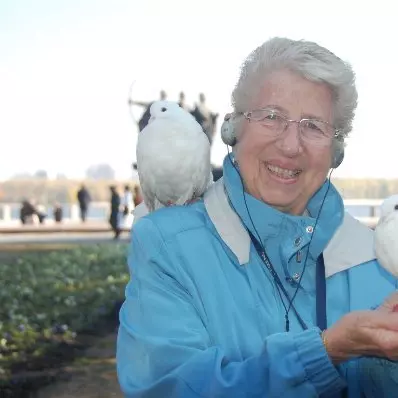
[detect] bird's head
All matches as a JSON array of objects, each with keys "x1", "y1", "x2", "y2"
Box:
[
  {"x1": 379, "y1": 194, "x2": 398, "y2": 224},
  {"x1": 144, "y1": 100, "x2": 205, "y2": 139},
  {"x1": 148, "y1": 100, "x2": 186, "y2": 123}
]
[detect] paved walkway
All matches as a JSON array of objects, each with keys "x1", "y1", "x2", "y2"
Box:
[
  {"x1": 0, "y1": 220, "x2": 131, "y2": 246},
  {"x1": 0, "y1": 221, "x2": 129, "y2": 233},
  {"x1": 0, "y1": 232, "x2": 130, "y2": 248}
]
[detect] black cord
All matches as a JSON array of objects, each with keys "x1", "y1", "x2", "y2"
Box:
[
  {"x1": 226, "y1": 149, "x2": 291, "y2": 319},
  {"x1": 226, "y1": 146, "x2": 333, "y2": 332},
  {"x1": 287, "y1": 173, "x2": 333, "y2": 316}
]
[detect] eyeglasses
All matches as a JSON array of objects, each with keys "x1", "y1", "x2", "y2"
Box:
[{"x1": 239, "y1": 108, "x2": 342, "y2": 146}]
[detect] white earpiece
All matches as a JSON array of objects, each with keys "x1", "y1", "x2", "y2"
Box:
[{"x1": 221, "y1": 113, "x2": 237, "y2": 146}]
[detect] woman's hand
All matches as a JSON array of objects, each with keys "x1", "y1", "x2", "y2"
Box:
[
  {"x1": 323, "y1": 309, "x2": 398, "y2": 365},
  {"x1": 376, "y1": 291, "x2": 398, "y2": 313}
]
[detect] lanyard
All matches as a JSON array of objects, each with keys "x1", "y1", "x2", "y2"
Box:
[
  {"x1": 248, "y1": 230, "x2": 347, "y2": 396},
  {"x1": 247, "y1": 230, "x2": 327, "y2": 332}
]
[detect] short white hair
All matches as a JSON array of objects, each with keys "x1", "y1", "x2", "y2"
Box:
[{"x1": 231, "y1": 37, "x2": 358, "y2": 140}]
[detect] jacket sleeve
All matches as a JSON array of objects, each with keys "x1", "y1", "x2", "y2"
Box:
[{"x1": 116, "y1": 218, "x2": 346, "y2": 398}]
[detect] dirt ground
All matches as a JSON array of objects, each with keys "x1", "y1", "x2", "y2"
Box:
[{"x1": 34, "y1": 330, "x2": 122, "y2": 398}]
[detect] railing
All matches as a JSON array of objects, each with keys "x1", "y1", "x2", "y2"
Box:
[
  {"x1": 0, "y1": 199, "x2": 383, "y2": 228},
  {"x1": 343, "y1": 199, "x2": 383, "y2": 218},
  {"x1": 0, "y1": 202, "x2": 111, "y2": 225}
]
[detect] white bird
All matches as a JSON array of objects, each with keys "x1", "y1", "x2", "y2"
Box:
[
  {"x1": 374, "y1": 194, "x2": 398, "y2": 277},
  {"x1": 136, "y1": 100, "x2": 213, "y2": 213}
]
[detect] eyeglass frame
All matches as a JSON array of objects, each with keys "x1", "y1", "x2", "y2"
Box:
[{"x1": 235, "y1": 107, "x2": 344, "y2": 143}]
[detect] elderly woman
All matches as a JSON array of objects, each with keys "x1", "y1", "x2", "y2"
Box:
[{"x1": 117, "y1": 37, "x2": 398, "y2": 397}]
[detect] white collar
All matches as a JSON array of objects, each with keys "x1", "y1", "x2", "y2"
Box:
[{"x1": 204, "y1": 179, "x2": 376, "y2": 278}]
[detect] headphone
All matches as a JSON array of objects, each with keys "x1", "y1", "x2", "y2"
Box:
[{"x1": 220, "y1": 113, "x2": 345, "y2": 169}]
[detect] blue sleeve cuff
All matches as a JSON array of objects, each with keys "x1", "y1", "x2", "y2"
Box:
[{"x1": 294, "y1": 328, "x2": 347, "y2": 396}]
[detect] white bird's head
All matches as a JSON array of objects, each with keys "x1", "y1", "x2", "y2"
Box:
[
  {"x1": 142, "y1": 100, "x2": 206, "y2": 141},
  {"x1": 379, "y1": 194, "x2": 398, "y2": 224},
  {"x1": 148, "y1": 100, "x2": 192, "y2": 123}
]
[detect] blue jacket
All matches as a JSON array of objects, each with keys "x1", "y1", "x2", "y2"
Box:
[{"x1": 117, "y1": 155, "x2": 398, "y2": 397}]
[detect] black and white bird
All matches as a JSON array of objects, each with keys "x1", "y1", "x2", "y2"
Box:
[
  {"x1": 374, "y1": 194, "x2": 398, "y2": 278},
  {"x1": 135, "y1": 100, "x2": 213, "y2": 215}
]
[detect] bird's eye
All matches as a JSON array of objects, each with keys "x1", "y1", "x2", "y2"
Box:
[
  {"x1": 394, "y1": 204, "x2": 398, "y2": 210},
  {"x1": 161, "y1": 107, "x2": 167, "y2": 112}
]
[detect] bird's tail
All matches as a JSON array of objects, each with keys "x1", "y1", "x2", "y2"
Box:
[
  {"x1": 153, "y1": 197, "x2": 166, "y2": 211},
  {"x1": 207, "y1": 171, "x2": 214, "y2": 189}
]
